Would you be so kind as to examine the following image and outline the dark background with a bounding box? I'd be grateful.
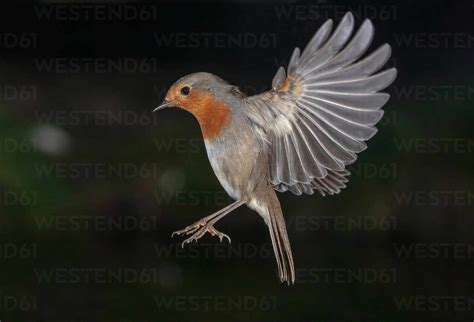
[0,0,473,321]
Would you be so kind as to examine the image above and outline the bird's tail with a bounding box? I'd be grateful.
[263,191,295,285]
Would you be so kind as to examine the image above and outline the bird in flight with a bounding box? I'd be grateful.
[154,12,396,284]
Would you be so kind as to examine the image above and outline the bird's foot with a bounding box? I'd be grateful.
[171,218,207,238]
[175,224,231,248]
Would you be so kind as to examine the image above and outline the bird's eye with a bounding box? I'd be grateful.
[180,86,190,96]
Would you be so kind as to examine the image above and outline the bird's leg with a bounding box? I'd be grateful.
[171,200,242,237]
[172,200,244,247]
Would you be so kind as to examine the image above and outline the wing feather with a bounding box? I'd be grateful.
[310,19,373,76]
[300,19,334,66]
[309,68,397,93]
[297,107,358,163]
[272,67,286,90]
[304,92,390,110]
[301,95,384,125]
[300,12,355,74]
[312,44,392,83]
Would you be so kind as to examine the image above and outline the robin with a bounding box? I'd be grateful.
[154,12,396,284]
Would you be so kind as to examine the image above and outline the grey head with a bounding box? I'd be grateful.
[153,72,245,112]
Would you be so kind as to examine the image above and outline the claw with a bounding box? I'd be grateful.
[208,226,231,244]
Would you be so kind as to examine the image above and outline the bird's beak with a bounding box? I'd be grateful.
[153,100,172,112]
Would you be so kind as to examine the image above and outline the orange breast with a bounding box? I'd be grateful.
[181,90,231,140]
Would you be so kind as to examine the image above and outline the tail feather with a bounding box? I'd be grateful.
[270,213,295,284]
[268,215,285,280]
[260,191,295,285]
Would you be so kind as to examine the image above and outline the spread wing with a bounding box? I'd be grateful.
[244,12,396,196]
